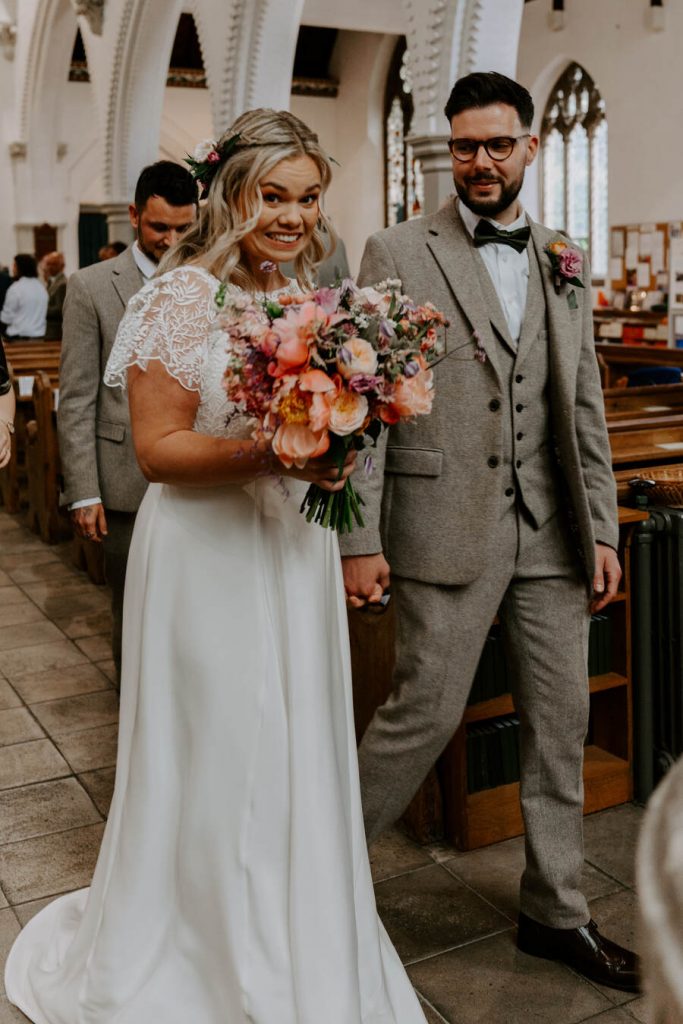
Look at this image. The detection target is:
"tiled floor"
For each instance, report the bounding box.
[0,506,651,1024]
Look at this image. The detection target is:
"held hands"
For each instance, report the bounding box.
[591,543,622,613]
[71,503,108,543]
[282,448,357,493]
[342,553,391,609]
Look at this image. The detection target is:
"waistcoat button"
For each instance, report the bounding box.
[489,398,501,411]
[516,403,524,413]
[517,431,524,441]
[505,487,515,497]
[516,459,522,468]
[487,455,499,468]
[515,374,524,383]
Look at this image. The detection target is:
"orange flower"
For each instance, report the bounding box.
[299,370,336,431]
[328,390,369,436]
[548,240,568,256]
[390,369,434,417]
[272,423,329,468]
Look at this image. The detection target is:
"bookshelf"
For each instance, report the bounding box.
[348,506,646,850]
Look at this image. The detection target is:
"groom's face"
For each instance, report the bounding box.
[449,103,538,221]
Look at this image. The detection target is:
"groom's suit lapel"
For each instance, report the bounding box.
[426,204,504,382]
[529,220,583,386]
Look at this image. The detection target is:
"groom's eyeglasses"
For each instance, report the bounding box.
[448,135,531,163]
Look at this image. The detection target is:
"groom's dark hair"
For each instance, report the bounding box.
[444,72,534,129]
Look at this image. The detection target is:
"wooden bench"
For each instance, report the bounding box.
[596,343,683,389]
[25,372,70,543]
[609,421,683,467]
[604,383,683,421]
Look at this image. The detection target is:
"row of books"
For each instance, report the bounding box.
[467,715,520,793]
[468,614,614,706]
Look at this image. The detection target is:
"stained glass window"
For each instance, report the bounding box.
[385,38,424,227]
[541,63,608,279]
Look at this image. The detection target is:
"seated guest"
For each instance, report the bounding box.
[43,252,68,340]
[0,264,12,310]
[0,254,48,340]
[0,338,15,468]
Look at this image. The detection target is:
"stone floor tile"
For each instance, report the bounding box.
[408,930,612,1024]
[0,740,70,791]
[0,683,21,712]
[417,995,449,1023]
[0,620,65,653]
[11,895,54,927]
[442,836,624,922]
[11,663,110,704]
[29,691,119,739]
[375,863,511,965]
[0,602,46,629]
[579,1009,641,1022]
[0,590,27,609]
[583,805,644,889]
[74,634,112,662]
[0,907,20,986]
[8,560,81,585]
[0,888,7,910]
[0,537,51,559]
[0,710,44,748]
[624,996,654,1023]
[78,767,115,818]
[0,823,105,904]
[0,778,101,844]
[94,659,117,684]
[55,609,112,640]
[20,577,110,609]
[0,572,10,588]
[370,828,433,883]
[54,724,118,772]
[0,640,88,684]
[0,550,61,573]
[0,995,31,1022]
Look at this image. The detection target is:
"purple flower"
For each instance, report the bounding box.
[364,453,375,477]
[558,247,582,279]
[404,361,420,378]
[474,345,487,364]
[338,346,352,365]
[259,260,278,275]
[314,287,341,315]
[348,373,383,393]
[379,319,396,341]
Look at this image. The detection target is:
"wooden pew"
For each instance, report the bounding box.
[609,421,683,467]
[25,371,70,543]
[604,383,683,421]
[596,342,683,389]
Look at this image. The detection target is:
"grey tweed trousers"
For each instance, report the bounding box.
[358,499,592,928]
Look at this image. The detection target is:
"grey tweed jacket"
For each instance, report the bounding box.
[339,202,618,585]
[57,248,148,512]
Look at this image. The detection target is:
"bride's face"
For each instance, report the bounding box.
[241,155,322,270]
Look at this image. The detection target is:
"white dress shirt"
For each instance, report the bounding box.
[70,242,154,511]
[1,277,48,338]
[459,201,530,344]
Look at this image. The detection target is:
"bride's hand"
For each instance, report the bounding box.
[283,448,357,492]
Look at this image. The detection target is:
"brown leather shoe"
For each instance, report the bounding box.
[516,912,640,993]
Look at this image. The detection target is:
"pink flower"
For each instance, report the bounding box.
[328,391,369,436]
[299,369,337,431]
[558,247,582,279]
[272,424,329,469]
[389,369,434,418]
[206,150,221,165]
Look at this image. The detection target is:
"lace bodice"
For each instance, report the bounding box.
[104,265,299,440]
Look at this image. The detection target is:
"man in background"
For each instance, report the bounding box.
[43,252,67,340]
[58,160,197,679]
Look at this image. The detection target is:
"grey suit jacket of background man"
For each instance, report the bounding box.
[339,201,618,582]
[58,247,147,512]
[45,272,67,341]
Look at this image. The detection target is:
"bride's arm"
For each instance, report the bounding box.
[128,361,354,490]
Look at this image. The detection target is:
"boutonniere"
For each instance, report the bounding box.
[544,239,586,297]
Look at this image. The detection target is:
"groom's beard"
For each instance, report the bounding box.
[454,170,524,220]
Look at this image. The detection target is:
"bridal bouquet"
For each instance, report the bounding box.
[220,276,446,533]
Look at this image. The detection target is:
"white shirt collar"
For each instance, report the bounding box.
[458,200,528,239]
[132,241,158,281]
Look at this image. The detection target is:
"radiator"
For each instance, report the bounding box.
[633,507,683,800]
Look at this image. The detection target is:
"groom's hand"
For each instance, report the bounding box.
[591,543,622,613]
[342,553,391,608]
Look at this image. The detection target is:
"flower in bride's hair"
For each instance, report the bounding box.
[272,424,330,469]
[193,139,218,162]
[260,260,278,275]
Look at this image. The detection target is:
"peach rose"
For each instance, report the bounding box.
[548,240,568,256]
[336,338,378,380]
[390,369,434,417]
[272,423,330,469]
[328,390,369,436]
[299,370,336,432]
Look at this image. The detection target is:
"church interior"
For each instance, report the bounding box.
[1,1,683,1022]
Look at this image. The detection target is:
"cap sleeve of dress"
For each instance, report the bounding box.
[104,265,219,393]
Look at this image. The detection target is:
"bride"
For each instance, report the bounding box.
[4,109,426,1024]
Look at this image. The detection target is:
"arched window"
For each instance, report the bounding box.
[384,38,424,227]
[541,63,608,279]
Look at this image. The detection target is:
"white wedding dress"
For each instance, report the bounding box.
[4,266,425,1024]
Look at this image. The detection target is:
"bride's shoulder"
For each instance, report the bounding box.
[131,264,222,318]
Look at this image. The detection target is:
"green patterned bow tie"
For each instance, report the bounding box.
[473,220,531,254]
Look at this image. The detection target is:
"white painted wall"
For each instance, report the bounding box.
[517,0,683,226]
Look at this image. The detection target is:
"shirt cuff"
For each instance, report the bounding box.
[69,497,102,510]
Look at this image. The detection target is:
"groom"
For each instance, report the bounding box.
[342,72,638,992]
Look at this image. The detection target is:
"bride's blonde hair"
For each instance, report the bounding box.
[160,109,336,290]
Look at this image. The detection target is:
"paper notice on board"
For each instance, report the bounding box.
[627,230,640,252]
[674,314,683,334]
[611,231,624,257]
[639,232,654,258]
[609,257,624,281]
[636,263,651,287]
[651,230,666,273]
[625,246,638,269]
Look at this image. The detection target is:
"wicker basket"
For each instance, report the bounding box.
[633,467,683,508]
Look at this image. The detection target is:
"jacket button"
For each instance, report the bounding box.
[489,398,501,412]
[516,459,522,468]
[515,374,524,383]
[517,431,524,441]
[505,487,515,497]
[516,403,524,413]
[488,455,499,468]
